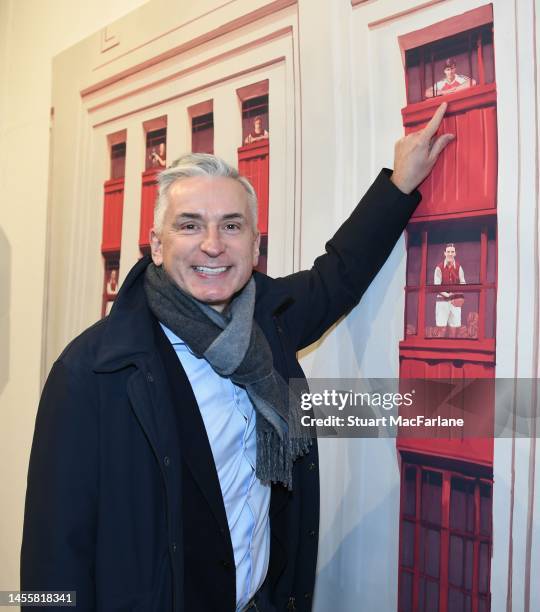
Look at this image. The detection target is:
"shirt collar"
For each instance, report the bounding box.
[160,322,187,346]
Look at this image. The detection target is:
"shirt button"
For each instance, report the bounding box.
[163,456,170,467]
[146,372,154,383]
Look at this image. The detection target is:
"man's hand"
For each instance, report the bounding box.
[390,102,455,194]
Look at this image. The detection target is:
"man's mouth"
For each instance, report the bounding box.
[192,265,229,276]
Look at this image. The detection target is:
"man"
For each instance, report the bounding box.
[105,268,118,295]
[244,116,269,144]
[150,141,167,168]
[434,242,466,338]
[425,58,476,98]
[21,104,453,611]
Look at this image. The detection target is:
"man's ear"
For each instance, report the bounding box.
[252,231,261,267]
[150,228,163,265]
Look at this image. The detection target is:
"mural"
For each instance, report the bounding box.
[238,92,270,273]
[398,7,497,611]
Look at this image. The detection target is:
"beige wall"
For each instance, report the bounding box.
[0,0,149,590]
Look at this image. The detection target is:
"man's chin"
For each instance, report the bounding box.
[191,291,230,312]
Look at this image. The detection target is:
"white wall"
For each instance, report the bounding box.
[0,0,149,591]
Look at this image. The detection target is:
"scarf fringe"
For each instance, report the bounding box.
[256,429,312,490]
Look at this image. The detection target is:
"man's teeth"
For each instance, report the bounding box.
[194,266,228,275]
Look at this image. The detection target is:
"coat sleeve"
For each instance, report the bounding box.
[274,169,421,350]
[20,359,98,611]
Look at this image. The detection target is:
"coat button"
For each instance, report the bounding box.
[163,456,170,467]
[220,559,232,569]
[146,372,154,383]
[171,542,177,553]
[308,462,316,471]
[304,592,311,600]
[308,529,316,537]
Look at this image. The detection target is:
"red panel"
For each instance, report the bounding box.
[139,168,160,249]
[398,358,494,465]
[101,178,125,253]
[238,141,269,234]
[398,5,493,57]
[398,464,493,612]
[403,91,497,220]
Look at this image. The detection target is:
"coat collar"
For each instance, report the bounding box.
[93,257,294,372]
[93,256,156,372]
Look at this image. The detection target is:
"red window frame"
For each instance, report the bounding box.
[401,218,497,355]
[398,459,492,612]
[241,94,269,145]
[110,142,126,180]
[191,112,214,154]
[404,23,494,104]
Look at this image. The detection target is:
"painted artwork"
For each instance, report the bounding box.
[244,115,269,144]
[398,8,498,611]
[425,57,476,98]
[102,260,120,317]
[37,2,537,611]
[238,94,270,274]
[241,95,269,144]
[192,112,214,154]
[405,22,494,104]
[145,128,167,170]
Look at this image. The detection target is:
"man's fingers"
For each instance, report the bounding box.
[428,133,455,163]
[422,102,448,141]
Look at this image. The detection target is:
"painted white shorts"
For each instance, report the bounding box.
[436,300,462,327]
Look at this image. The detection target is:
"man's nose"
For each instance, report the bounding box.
[200,227,225,256]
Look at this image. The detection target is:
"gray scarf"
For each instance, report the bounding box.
[144,263,311,489]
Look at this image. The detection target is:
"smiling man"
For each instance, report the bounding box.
[22,104,453,612]
[150,173,260,309]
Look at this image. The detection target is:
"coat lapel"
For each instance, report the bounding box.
[154,321,232,539]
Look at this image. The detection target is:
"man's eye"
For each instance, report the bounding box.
[224,223,241,231]
[181,223,198,231]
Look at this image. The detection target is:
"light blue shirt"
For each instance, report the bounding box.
[161,324,271,611]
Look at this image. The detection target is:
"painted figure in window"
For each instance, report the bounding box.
[434,243,466,338]
[425,58,476,98]
[106,268,119,295]
[149,142,166,168]
[244,116,269,144]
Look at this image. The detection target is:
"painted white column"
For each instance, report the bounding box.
[166,103,191,162]
[266,65,293,277]
[213,87,242,168]
[492,0,539,610]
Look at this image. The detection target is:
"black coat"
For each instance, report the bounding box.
[21,170,419,611]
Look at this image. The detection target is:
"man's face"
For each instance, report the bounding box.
[254,118,262,133]
[444,65,456,82]
[150,176,260,311]
[444,246,456,263]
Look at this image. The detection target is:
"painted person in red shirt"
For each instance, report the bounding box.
[425,58,476,98]
[434,243,466,338]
